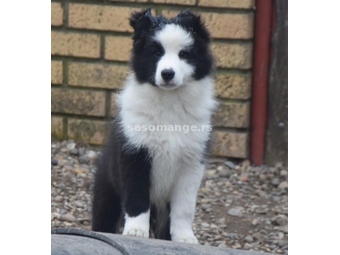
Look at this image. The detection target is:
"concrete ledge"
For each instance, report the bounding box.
[52,228,277,255]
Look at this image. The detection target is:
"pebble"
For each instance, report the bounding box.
[78,147,86,156]
[75,201,84,208]
[271,215,288,226]
[67,142,76,151]
[278,181,288,189]
[228,208,243,218]
[224,161,236,169]
[219,168,232,178]
[240,173,249,182]
[51,159,58,166]
[78,155,90,164]
[86,150,97,160]
[280,170,288,176]
[69,148,78,156]
[59,213,76,222]
[277,240,288,247]
[271,178,280,186]
[54,196,63,202]
[244,235,254,243]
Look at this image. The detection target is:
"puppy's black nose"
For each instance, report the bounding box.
[161,69,175,81]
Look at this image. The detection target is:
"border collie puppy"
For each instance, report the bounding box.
[92,9,216,244]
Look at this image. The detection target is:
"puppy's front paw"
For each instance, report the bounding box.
[123,227,149,238]
[123,211,150,238]
[172,233,198,244]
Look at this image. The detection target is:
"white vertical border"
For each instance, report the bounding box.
[0,1,50,254]
[290,1,340,254]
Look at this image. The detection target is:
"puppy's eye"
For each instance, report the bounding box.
[154,50,162,57]
[179,50,190,59]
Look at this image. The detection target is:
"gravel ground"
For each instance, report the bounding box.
[51,140,288,254]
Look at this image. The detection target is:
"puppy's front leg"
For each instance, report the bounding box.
[120,147,152,238]
[170,163,204,244]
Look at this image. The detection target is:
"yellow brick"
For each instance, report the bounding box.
[201,13,253,39]
[212,102,250,128]
[51,88,106,117]
[69,4,142,32]
[212,43,253,69]
[67,119,108,145]
[109,0,195,4]
[105,36,132,61]
[210,130,248,158]
[199,0,254,9]
[68,62,129,89]
[51,116,64,140]
[111,93,118,116]
[51,2,63,26]
[51,31,100,58]
[109,0,148,2]
[51,61,63,84]
[151,0,195,4]
[163,11,253,39]
[215,73,251,99]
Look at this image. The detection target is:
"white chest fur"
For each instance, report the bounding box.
[118,74,216,205]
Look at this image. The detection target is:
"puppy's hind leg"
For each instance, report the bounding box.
[92,175,122,233]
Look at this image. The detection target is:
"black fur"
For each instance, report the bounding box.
[92,118,151,226]
[92,117,172,239]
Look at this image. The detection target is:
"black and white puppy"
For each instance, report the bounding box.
[92,9,216,244]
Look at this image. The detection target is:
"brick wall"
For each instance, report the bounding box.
[51,0,255,159]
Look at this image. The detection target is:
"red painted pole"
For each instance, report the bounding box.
[250,0,273,166]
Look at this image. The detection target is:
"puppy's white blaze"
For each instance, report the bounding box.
[154,24,194,51]
[123,210,150,238]
[154,24,195,87]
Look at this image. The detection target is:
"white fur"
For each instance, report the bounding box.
[154,24,195,89]
[117,72,216,243]
[123,210,150,238]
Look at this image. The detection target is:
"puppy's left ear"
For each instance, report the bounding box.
[174,10,210,42]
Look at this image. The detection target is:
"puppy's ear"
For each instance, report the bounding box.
[173,10,210,42]
[129,8,154,39]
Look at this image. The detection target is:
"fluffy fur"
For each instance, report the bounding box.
[92,9,216,244]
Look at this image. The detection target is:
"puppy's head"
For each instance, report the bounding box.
[129,9,213,90]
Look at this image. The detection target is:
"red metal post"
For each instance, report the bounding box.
[250,0,274,166]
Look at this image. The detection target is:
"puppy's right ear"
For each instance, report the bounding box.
[129,8,153,38]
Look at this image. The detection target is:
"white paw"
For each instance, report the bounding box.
[123,211,150,238]
[172,234,198,244]
[123,228,149,238]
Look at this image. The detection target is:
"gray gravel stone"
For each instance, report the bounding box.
[277,240,288,247]
[219,168,232,178]
[59,213,76,222]
[51,159,58,166]
[224,161,236,169]
[244,235,254,243]
[278,181,288,189]
[78,147,86,156]
[228,208,243,217]
[271,215,288,226]
[271,178,280,186]
[69,148,78,155]
[78,155,90,164]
